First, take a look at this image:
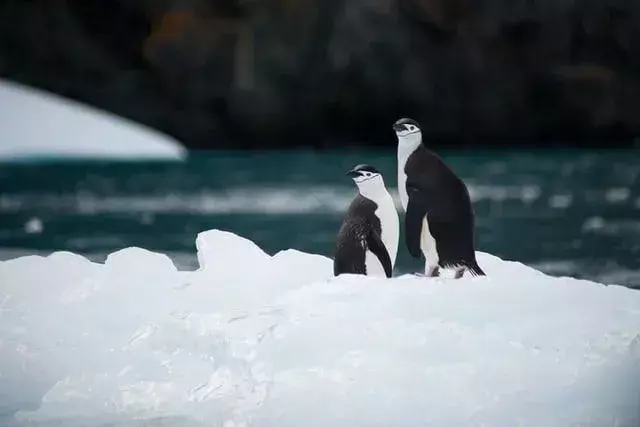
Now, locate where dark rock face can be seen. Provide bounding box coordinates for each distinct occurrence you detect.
[1,0,640,149]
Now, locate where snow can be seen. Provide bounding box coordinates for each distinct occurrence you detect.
[0,79,186,161]
[1,229,639,427]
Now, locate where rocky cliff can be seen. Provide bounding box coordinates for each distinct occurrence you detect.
[1,0,640,149]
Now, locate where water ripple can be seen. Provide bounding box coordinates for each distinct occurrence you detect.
[0,184,555,216]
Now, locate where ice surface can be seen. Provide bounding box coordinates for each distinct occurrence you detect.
[1,229,639,427]
[0,79,186,161]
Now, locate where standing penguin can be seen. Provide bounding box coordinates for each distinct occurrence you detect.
[393,117,485,278]
[334,164,400,278]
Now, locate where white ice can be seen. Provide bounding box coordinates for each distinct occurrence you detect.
[0,229,639,427]
[0,79,186,161]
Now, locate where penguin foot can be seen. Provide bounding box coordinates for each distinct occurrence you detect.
[412,266,440,278]
[426,266,440,277]
[454,268,465,279]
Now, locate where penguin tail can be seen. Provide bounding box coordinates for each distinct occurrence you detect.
[467,261,486,277]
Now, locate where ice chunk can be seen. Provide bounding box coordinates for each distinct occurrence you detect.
[23,217,43,234]
[0,79,186,162]
[195,229,271,275]
[0,229,638,427]
[268,249,333,290]
[187,231,333,318]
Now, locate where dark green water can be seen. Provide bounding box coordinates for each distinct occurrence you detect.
[1,149,639,288]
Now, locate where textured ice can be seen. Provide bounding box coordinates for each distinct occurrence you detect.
[0,79,186,161]
[1,229,639,427]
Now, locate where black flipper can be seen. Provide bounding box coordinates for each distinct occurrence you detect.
[366,230,393,278]
[405,186,429,260]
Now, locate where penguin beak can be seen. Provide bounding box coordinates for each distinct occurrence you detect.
[346,169,361,178]
[393,123,407,133]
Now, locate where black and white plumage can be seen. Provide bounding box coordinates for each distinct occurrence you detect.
[334,164,400,278]
[394,117,485,278]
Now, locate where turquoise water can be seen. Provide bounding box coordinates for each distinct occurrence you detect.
[0,148,639,288]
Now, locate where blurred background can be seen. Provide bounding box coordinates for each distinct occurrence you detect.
[0,0,638,288]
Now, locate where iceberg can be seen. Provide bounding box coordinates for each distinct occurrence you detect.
[0,229,638,427]
[0,79,186,162]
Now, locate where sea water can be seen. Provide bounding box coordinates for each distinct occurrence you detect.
[0,148,638,288]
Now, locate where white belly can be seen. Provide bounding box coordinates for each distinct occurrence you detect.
[398,168,408,211]
[397,145,415,212]
[374,192,400,270]
[420,216,439,270]
[365,250,387,277]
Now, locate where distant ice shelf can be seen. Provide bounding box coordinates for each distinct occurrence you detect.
[0,79,187,162]
[0,229,639,427]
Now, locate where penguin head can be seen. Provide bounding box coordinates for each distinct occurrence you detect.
[346,164,386,192]
[393,117,422,147]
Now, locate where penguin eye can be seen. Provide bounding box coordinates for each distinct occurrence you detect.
[408,125,416,132]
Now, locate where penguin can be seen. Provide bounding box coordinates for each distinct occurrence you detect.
[333,164,400,278]
[393,117,485,278]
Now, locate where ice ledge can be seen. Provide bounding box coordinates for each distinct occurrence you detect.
[0,79,187,162]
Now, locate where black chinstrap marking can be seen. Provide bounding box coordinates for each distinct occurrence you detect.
[353,174,381,184]
[395,130,421,138]
[350,164,381,175]
[394,117,420,128]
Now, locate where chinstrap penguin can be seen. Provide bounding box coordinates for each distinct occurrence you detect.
[394,117,485,278]
[333,164,400,278]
